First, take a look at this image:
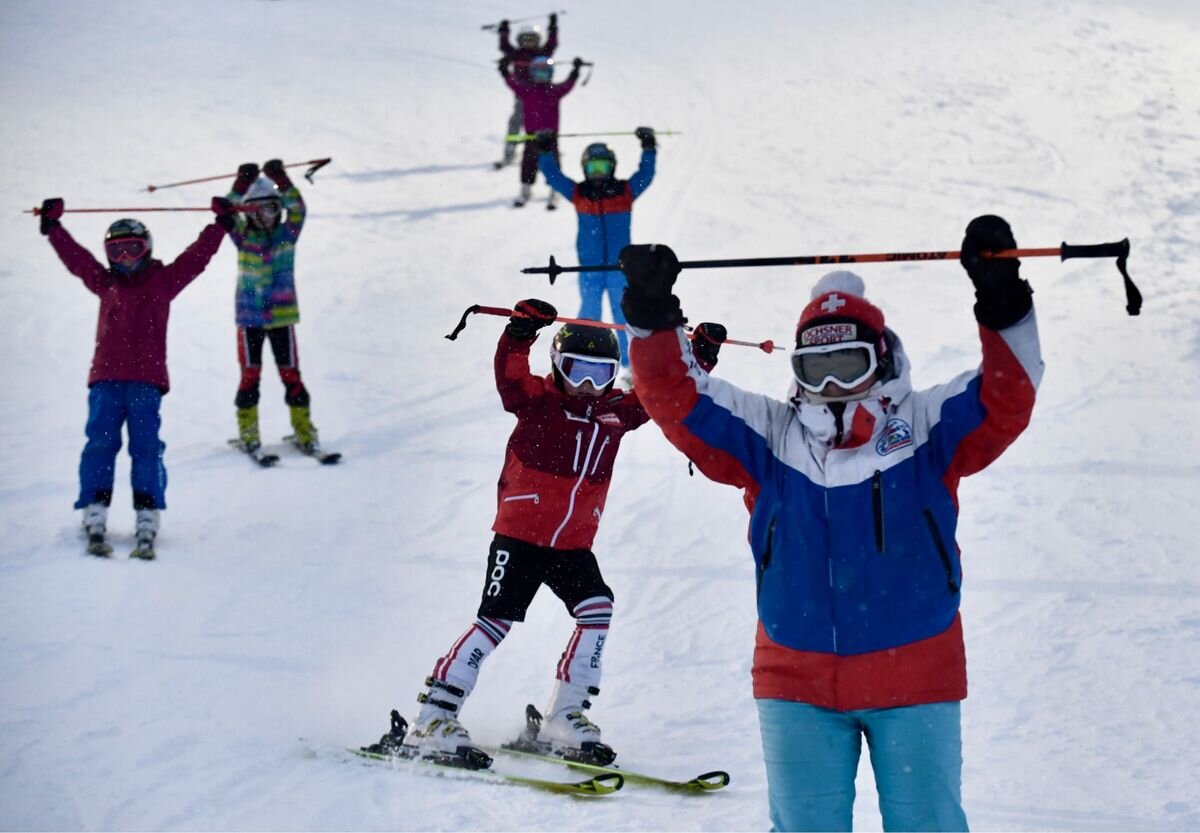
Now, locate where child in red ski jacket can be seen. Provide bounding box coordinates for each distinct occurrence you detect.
[38,197,231,559]
[368,300,725,767]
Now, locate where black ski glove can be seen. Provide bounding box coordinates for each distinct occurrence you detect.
[548,13,557,28]
[263,158,291,188]
[39,197,64,235]
[233,163,259,196]
[691,322,726,367]
[211,197,237,232]
[619,243,685,330]
[635,126,656,151]
[959,214,1033,330]
[507,298,558,340]
[535,130,556,153]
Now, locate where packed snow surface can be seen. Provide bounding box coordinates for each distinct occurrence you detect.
[1,1,1198,830]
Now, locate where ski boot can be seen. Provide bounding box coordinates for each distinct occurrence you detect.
[538,681,616,765]
[287,405,319,454]
[546,189,558,211]
[82,502,112,557]
[407,677,491,769]
[513,184,531,208]
[131,508,158,560]
[236,405,261,451]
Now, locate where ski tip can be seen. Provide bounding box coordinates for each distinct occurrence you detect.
[584,772,624,794]
[688,770,731,791]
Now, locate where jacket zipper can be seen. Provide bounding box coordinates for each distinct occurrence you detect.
[503,493,540,504]
[590,436,610,474]
[550,422,600,547]
[872,470,885,552]
[923,509,960,593]
[572,430,583,472]
[756,518,776,602]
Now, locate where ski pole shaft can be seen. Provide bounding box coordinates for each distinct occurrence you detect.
[482,10,566,30]
[505,129,680,143]
[444,304,777,353]
[24,205,260,216]
[145,157,332,192]
[524,239,1141,315]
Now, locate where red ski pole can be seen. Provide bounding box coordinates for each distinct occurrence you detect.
[25,205,260,216]
[444,305,777,354]
[144,157,332,192]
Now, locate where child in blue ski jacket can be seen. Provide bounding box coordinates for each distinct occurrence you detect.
[537,128,657,371]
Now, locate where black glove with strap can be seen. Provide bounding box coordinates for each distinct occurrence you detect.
[619,244,685,330]
[506,298,558,340]
[211,197,237,232]
[262,158,291,189]
[959,215,1033,330]
[39,198,64,235]
[635,126,656,151]
[233,162,259,196]
[691,322,726,367]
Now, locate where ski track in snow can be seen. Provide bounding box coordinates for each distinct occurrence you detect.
[1,0,1199,830]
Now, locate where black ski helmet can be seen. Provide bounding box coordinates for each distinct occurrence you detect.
[550,323,621,391]
[580,143,617,180]
[104,218,153,270]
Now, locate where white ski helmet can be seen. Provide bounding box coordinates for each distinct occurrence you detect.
[516,25,542,49]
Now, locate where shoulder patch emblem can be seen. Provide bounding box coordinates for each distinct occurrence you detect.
[875,417,913,456]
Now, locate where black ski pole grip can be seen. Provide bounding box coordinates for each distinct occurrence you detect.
[1061,238,1141,316]
[1059,239,1129,261]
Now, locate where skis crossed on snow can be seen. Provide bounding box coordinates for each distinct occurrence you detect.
[349,707,729,797]
[228,437,341,467]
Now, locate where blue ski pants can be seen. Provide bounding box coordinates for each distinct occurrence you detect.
[577,270,629,367]
[75,381,167,510]
[757,699,968,832]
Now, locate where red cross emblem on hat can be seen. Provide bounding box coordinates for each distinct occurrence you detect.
[821,293,848,314]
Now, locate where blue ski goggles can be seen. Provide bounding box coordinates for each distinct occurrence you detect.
[555,353,619,388]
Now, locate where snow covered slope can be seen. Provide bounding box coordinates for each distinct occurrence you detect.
[1,0,1198,829]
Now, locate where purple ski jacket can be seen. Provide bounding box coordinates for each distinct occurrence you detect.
[48,223,225,393]
[502,68,578,133]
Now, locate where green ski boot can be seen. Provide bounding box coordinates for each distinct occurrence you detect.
[237,406,261,451]
[288,405,319,453]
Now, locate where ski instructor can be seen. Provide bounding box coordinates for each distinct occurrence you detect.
[616,216,1043,831]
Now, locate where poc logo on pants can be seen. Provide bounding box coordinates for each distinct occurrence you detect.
[487,549,510,597]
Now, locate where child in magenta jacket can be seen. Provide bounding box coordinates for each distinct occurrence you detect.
[38,196,231,558]
[499,54,582,207]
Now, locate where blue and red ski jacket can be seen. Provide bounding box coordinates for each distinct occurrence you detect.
[539,150,655,268]
[628,311,1043,711]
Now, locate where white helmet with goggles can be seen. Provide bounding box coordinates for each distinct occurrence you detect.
[792,271,890,396]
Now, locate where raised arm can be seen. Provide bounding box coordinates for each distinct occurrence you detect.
[629,128,657,198]
[930,215,1042,485]
[536,134,577,199]
[495,299,559,413]
[621,246,787,490]
[39,199,108,295]
[264,158,305,240]
[160,221,226,299]
[543,14,559,55]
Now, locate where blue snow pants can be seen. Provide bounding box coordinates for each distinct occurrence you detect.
[577,270,629,367]
[75,381,167,510]
[757,699,968,832]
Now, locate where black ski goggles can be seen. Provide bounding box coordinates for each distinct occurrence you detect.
[791,341,878,393]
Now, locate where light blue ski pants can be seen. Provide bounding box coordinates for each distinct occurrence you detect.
[577,270,629,367]
[757,699,968,832]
